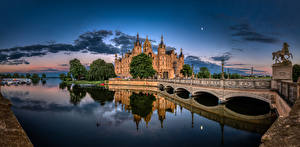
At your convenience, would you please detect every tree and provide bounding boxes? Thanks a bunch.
[87,59,116,81]
[20,75,25,78]
[6,73,11,78]
[230,73,241,79]
[42,73,46,79]
[130,53,156,79]
[59,73,66,81]
[180,64,193,78]
[293,64,300,82]
[12,73,20,78]
[31,73,40,84]
[26,73,31,79]
[66,72,72,81]
[69,58,87,80]
[198,67,210,78]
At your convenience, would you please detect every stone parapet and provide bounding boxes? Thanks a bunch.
[108,79,158,87]
[0,86,33,147]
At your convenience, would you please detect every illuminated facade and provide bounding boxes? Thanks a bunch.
[114,33,184,79]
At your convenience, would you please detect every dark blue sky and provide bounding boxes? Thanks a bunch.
[0,0,299,74]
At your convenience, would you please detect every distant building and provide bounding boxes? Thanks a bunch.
[114,33,184,79]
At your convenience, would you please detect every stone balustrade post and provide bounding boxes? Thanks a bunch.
[297,77,300,100]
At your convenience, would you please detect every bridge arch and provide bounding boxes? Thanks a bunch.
[225,96,271,116]
[175,88,191,99]
[224,93,271,104]
[193,91,219,106]
[165,86,174,94]
[158,84,165,91]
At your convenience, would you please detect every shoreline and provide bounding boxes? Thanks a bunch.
[0,86,33,147]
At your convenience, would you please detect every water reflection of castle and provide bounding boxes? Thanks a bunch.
[114,90,176,130]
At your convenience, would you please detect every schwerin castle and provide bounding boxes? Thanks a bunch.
[114,33,184,79]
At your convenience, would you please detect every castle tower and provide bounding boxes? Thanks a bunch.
[158,35,166,55]
[132,33,142,56]
[143,35,153,56]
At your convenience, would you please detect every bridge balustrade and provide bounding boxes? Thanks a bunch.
[157,78,271,90]
[275,80,298,106]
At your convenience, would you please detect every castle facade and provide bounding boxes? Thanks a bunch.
[114,33,184,79]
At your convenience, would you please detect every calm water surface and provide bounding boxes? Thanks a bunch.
[1,78,276,147]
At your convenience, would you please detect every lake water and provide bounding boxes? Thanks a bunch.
[0,78,276,147]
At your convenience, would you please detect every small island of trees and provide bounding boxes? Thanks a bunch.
[60,58,116,85]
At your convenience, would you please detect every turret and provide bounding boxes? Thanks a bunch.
[179,48,184,58]
[132,33,142,55]
[143,35,153,54]
[158,35,166,55]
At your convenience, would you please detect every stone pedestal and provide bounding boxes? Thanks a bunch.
[272,63,292,81]
[271,63,292,89]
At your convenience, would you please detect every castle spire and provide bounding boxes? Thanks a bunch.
[161,34,163,43]
[180,48,183,57]
[137,32,139,40]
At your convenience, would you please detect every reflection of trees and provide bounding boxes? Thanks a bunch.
[68,85,86,105]
[130,92,156,117]
[42,80,46,85]
[31,78,39,85]
[59,82,67,90]
[86,88,115,105]
[66,85,115,106]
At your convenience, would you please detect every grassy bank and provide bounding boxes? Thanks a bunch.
[62,80,105,85]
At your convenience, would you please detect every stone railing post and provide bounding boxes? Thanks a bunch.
[220,79,224,89]
[297,77,300,100]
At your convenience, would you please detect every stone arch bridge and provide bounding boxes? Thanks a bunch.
[158,79,273,104]
[108,78,297,117]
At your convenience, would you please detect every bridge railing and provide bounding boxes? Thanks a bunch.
[157,78,272,90]
[275,80,299,106]
[109,78,272,89]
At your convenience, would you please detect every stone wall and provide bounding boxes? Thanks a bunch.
[260,79,300,147]
[108,79,158,87]
[0,84,33,147]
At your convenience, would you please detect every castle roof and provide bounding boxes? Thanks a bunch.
[134,33,141,47]
[158,35,166,49]
[143,35,152,49]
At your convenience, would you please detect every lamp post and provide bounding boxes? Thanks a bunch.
[221,59,225,79]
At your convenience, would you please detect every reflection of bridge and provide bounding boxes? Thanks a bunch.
[108,84,276,134]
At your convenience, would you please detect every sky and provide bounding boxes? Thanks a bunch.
[0,0,299,76]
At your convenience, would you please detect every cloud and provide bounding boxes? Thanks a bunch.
[211,52,232,61]
[184,55,266,75]
[39,68,61,72]
[0,59,30,65]
[58,64,68,67]
[111,30,157,54]
[231,48,244,52]
[226,63,249,66]
[74,30,119,54]
[0,29,177,66]
[230,24,279,43]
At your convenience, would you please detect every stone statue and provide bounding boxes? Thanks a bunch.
[272,42,293,64]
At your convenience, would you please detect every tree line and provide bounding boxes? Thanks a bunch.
[60,58,116,81]
[180,64,300,80]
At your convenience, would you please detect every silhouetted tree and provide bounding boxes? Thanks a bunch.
[180,64,193,77]
[130,53,156,79]
[69,58,87,80]
[87,59,116,81]
[198,67,210,78]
